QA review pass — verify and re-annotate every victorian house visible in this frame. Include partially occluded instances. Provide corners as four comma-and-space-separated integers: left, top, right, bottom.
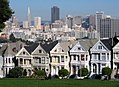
113, 42, 119, 74
0, 41, 25, 77
90, 39, 112, 74
16, 42, 51, 76
69, 39, 97, 76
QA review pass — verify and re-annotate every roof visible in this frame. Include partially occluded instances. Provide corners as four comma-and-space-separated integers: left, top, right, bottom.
24, 43, 39, 54
101, 37, 119, 50
41, 41, 58, 53
79, 39, 98, 51
0, 41, 26, 57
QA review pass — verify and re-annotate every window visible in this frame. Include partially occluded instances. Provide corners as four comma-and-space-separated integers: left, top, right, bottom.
42, 57, 45, 64
107, 53, 109, 60
102, 53, 106, 61
78, 47, 81, 50
98, 45, 102, 49
23, 51, 25, 55
102, 64, 106, 66
86, 55, 88, 61
94, 54, 97, 60
9, 58, 10, 63
61, 56, 64, 62
24, 59, 26, 64
61, 66, 64, 69
20, 58, 23, 64
74, 55, 76, 60
39, 58, 41, 63
81, 55, 84, 61
39, 50, 42, 53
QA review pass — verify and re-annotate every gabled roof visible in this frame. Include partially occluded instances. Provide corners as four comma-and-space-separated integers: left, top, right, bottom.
101, 37, 119, 50
24, 43, 39, 54
40, 41, 58, 53
0, 41, 26, 57
79, 39, 98, 51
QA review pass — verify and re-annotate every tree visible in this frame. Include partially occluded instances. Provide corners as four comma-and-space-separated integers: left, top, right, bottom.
0, 0, 13, 30
9, 33, 16, 42
78, 68, 88, 77
9, 67, 23, 78
58, 69, 69, 78
102, 67, 112, 76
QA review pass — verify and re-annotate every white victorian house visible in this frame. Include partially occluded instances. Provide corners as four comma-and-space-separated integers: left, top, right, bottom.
48, 41, 70, 76
90, 40, 111, 75
113, 42, 119, 74
70, 39, 97, 76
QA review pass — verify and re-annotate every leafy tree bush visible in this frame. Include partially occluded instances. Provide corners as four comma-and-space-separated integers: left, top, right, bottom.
33, 70, 45, 79
78, 68, 88, 77
9, 67, 23, 78
0, 0, 13, 30
58, 69, 69, 78
102, 67, 112, 76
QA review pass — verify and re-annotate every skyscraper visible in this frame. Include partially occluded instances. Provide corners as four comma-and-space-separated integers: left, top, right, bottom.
28, 7, 31, 27
96, 12, 104, 32
99, 16, 119, 38
51, 6, 60, 23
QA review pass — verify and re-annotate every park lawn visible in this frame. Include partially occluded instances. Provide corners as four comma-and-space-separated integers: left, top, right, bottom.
0, 79, 118, 87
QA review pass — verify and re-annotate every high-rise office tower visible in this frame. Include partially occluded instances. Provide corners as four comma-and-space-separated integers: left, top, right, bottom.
28, 7, 31, 27
51, 6, 60, 23
96, 12, 104, 32
99, 16, 119, 38
34, 17, 41, 30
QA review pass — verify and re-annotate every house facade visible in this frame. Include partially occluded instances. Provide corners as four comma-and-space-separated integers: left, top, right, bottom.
49, 41, 70, 76
69, 39, 97, 76
113, 42, 119, 74
90, 40, 111, 75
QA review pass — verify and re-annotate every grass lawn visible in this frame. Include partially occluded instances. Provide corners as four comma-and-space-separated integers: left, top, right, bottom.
0, 79, 118, 87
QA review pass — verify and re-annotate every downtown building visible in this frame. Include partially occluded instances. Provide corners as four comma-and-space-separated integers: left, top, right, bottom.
51, 6, 60, 23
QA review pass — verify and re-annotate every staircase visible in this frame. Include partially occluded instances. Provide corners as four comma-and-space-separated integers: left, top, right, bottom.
111, 69, 117, 80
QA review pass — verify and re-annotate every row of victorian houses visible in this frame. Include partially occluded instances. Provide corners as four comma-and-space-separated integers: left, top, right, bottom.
0, 37, 119, 78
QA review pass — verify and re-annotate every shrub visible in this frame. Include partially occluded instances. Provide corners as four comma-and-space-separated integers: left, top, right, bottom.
35, 70, 46, 79
58, 69, 69, 78
102, 67, 112, 76
78, 68, 88, 77
9, 67, 23, 78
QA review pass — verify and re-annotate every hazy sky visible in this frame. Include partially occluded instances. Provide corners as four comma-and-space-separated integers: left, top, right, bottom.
9, 0, 119, 21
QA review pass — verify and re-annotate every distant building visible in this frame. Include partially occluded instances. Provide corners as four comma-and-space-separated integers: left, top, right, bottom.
23, 21, 29, 29
51, 6, 60, 23
99, 17, 119, 38
66, 15, 73, 29
28, 7, 31, 27
34, 17, 41, 30
88, 15, 96, 29
73, 16, 82, 26
96, 12, 104, 32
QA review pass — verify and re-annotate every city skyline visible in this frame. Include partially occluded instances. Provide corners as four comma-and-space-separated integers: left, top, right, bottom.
9, 0, 119, 21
